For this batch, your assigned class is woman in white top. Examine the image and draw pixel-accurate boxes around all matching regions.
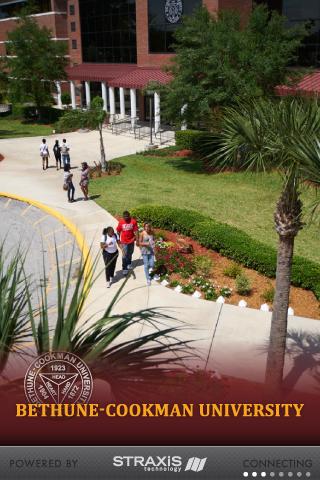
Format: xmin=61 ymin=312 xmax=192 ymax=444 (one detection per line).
xmin=100 ymin=226 xmax=120 ymax=287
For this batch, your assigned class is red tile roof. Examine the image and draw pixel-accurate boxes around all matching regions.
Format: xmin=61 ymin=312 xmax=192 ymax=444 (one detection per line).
xmin=66 ymin=63 xmax=137 ymax=82
xmin=275 ymin=71 xmax=320 ymax=97
xmin=108 ymin=67 xmax=172 ymax=89
xmin=66 ymin=64 xmax=172 ymax=88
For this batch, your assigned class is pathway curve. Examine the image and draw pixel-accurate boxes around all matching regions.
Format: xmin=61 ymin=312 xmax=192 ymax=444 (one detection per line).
xmin=1 ymin=128 xmax=320 ymax=393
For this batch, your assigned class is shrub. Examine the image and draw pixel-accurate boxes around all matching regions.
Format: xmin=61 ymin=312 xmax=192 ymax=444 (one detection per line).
xmin=175 ymin=130 xmax=208 ymax=151
xmin=193 ymin=255 xmax=213 ymax=277
xmin=261 ymin=285 xmax=275 ymax=303
xmin=235 ymin=274 xmax=251 ymax=296
xmin=223 ymin=262 xmax=242 ymax=278
xmin=154 ymin=229 xmax=168 ymax=241
xmin=155 ymin=247 xmax=195 ymax=276
xmin=131 ymin=205 xmax=320 ymax=300
xmin=54 ymin=109 xmax=89 ymax=133
xmin=204 ymin=287 xmax=218 ymax=301
xmin=169 ymin=280 xmax=179 ymax=288
xmin=220 ymin=286 xmax=232 ymax=298
xmin=61 ymin=92 xmax=71 ymax=105
xmin=132 ymin=205 xmax=206 ymax=236
xmin=181 ymin=284 xmax=195 ymax=294
xmin=11 ymin=104 xmax=64 ymax=123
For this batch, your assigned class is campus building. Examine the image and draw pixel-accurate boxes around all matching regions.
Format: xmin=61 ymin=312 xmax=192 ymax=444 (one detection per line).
xmin=0 ymin=0 xmax=319 ymax=127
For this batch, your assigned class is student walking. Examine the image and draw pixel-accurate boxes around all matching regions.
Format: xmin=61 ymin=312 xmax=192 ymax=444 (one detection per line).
xmin=40 ymin=138 xmax=50 ymax=170
xmin=116 ymin=211 xmax=139 ymax=276
xmin=80 ymin=162 xmax=90 ymax=200
xmin=100 ymin=226 xmax=120 ymax=287
xmin=61 ymin=139 xmax=70 ymax=167
xmin=63 ymin=164 xmax=75 ymax=203
xmin=53 ymin=140 xmax=61 ymax=170
xmin=139 ymin=223 xmax=155 ymax=286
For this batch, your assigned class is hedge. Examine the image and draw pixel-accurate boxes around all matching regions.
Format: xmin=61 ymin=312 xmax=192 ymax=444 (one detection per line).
xmin=54 ymin=109 xmax=89 ymax=133
xmin=11 ymin=104 xmax=64 ymax=123
xmin=175 ymin=130 xmax=208 ymax=151
xmin=131 ymin=205 xmax=320 ymax=300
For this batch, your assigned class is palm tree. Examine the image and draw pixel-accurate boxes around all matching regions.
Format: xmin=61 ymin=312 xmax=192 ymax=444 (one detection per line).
xmin=201 ymin=98 xmax=320 ymax=392
xmin=0 ymin=243 xmax=31 ymax=376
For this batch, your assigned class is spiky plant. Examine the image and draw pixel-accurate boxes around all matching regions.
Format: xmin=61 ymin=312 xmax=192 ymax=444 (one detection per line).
xmin=0 ymin=243 xmax=31 ymax=376
xmin=28 ymin=247 xmax=195 ymax=398
xmin=200 ymin=98 xmax=320 ymax=392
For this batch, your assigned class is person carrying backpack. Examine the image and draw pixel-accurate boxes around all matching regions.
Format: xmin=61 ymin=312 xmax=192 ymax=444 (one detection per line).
xmin=61 ymin=139 xmax=70 ymax=167
xmin=100 ymin=226 xmax=120 ymax=288
xmin=53 ymin=140 xmax=61 ymax=170
xmin=63 ymin=164 xmax=75 ymax=202
xmin=40 ymin=139 xmax=50 ymax=170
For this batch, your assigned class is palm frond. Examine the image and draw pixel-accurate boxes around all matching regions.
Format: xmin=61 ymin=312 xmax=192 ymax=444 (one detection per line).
xmin=0 ymin=243 xmax=31 ymax=375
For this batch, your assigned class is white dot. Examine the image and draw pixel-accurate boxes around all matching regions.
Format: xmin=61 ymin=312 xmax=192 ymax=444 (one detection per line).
xmin=297 ymin=474 xmax=302 ymax=478
xmin=261 ymin=474 xmax=267 ymax=478
xmin=252 ymin=473 xmax=258 ymax=478
xmin=306 ymin=473 xmax=311 ymax=478
xmin=243 ymin=474 xmax=249 ymax=478
xmin=279 ymin=474 xmax=284 ymax=478
xmin=288 ymin=474 xmax=293 ymax=478
xmin=270 ymin=474 xmax=275 ymax=478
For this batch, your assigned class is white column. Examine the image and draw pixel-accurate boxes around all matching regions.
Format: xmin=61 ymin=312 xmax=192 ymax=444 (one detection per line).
xmin=109 ymin=86 xmax=115 ymax=122
xmin=85 ymin=81 xmax=91 ymax=108
xmin=181 ymin=104 xmax=187 ymax=130
xmin=70 ymin=81 xmax=76 ymax=109
xmin=130 ymin=88 xmax=137 ymax=128
xmin=55 ymin=81 xmax=62 ymax=109
xmin=119 ymin=87 xmax=125 ymax=118
xmin=154 ymin=92 xmax=160 ymax=134
xmin=101 ymin=82 xmax=108 ymax=112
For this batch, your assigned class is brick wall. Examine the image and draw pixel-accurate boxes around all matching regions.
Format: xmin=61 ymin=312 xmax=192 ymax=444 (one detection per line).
xmin=0 ymin=12 xmax=68 ymax=57
xmin=67 ymin=0 xmax=82 ymax=66
xmin=219 ymin=0 xmax=253 ymax=25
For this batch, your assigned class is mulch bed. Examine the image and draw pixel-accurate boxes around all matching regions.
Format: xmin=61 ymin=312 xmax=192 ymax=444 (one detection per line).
xmin=158 ymin=229 xmax=320 ymax=320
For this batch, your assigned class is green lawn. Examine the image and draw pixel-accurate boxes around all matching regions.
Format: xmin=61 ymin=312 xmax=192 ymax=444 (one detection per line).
xmin=0 ymin=118 xmax=52 ymax=139
xmin=90 ymin=153 xmax=320 ymax=263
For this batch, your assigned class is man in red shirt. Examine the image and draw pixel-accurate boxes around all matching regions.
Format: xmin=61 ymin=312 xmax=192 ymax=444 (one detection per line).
xmin=116 ymin=210 xmax=139 ymax=275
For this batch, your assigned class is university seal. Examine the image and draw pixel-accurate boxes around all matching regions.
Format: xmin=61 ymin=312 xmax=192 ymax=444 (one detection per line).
xmin=24 ymin=352 xmax=93 ymax=404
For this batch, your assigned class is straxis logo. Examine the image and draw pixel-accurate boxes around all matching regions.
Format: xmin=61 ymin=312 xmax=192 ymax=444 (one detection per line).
xmin=185 ymin=457 xmax=207 ymax=472
xmin=113 ymin=455 xmax=208 ymax=474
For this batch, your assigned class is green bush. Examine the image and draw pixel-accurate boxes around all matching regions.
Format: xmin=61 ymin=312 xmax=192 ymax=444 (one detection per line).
xmin=54 ymin=109 xmax=89 ymax=133
xmin=235 ymin=274 xmax=251 ymax=296
xmin=131 ymin=204 xmax=320 ymax=300
xmin=175 ymin=130 xmax=207 ymax=151
xmin=61 ymin=92 xmax=71 ymax=105
xmin=193 ymin=255 xmax=213 ymax=277
xmin=10 ymin=104 xmax=64 ymax=123
xmin=132 ymin=205 xmax=206 ymax=236
xmin=223 ymin=262 xmax=242 ymax=278
xmin=261 ymin=285 xmax=275 ymax=303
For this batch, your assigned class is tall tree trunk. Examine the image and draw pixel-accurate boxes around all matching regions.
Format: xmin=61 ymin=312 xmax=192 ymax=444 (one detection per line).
xmin=265 ymin=179 xmax=303 ymax=393
xmin=265 ymin=234 xmax=294 ymax=391
xmin=99 ymin=126 xmax=107 ymax=172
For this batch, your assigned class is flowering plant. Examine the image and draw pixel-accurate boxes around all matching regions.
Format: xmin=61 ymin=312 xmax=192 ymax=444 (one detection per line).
xmin=219 ymin=286 xmax=232 ymax=298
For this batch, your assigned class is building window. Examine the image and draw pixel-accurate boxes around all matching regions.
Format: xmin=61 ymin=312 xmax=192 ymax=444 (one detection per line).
xmin=0 ymin=0 xmax=51 ymax=20
xmin=72 ymin=39 xmax=77 ymax=49
xmin=69 ymin=4 xmax=75 ymax=15
xmin=79 ymin=0 xmax=137 ymax=63
xmin=148 ymin=0 xmax=201 ymax=53
xmin=256 ymin=0 xmax=320 ymax=68
xmin=71 ymin=21 xmax=76 ymax=32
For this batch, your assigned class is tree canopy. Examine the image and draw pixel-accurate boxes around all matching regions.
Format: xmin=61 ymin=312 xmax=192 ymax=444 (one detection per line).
xmin=160 ymin=4 xmax=307 ymax=126
xmin=5 ymin=12 xmax=67 ymax=108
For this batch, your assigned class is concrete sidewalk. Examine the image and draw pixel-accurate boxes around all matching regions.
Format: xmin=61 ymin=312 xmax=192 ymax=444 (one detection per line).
xmin=1 ymin=128 xmax=320 ymax=394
